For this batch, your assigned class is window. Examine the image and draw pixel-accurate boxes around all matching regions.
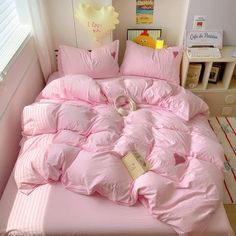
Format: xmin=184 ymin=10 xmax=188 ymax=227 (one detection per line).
xmin=0 ymin=0 xmax=20 ymax=49
xmin=0 ymin=0 xmax=31 ymax=81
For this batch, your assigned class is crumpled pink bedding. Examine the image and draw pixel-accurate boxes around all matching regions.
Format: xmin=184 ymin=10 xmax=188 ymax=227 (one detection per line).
xmin=14 ymin=75 xmax=225 ymax=235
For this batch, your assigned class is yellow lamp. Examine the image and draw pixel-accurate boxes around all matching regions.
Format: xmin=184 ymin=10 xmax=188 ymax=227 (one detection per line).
xmin=155 ymin=39 xmax=164 ymax=49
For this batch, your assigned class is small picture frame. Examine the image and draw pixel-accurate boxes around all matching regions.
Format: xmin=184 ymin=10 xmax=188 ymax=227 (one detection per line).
xmin=127 ymin=29 xmax=162 ymax=41
xmin=209 ymin=65 xmax=220 ymax=83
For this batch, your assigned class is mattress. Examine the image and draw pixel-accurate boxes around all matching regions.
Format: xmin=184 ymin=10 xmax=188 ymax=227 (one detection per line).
xmin=0 ymin=173 xmax=234 ymax=236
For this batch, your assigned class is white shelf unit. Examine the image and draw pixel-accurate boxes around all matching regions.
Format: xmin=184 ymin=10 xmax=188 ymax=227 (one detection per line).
xmin=181 ymin=46 xmax=236 ymax=116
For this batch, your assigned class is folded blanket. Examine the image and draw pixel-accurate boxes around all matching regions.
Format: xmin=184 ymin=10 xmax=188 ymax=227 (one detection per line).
xmin=14 ymin=75 xmax=225 ymax=235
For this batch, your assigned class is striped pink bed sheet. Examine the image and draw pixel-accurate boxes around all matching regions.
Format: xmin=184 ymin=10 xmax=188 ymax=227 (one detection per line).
xmin=208 ymin=117 xmax=236 ymax=204
xmin=0 ymin=173 xmax=234 ymax=236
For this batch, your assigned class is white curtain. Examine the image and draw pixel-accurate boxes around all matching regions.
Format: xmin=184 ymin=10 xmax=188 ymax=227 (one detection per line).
xmin=27 ymin=0 xmax=54 ymax=81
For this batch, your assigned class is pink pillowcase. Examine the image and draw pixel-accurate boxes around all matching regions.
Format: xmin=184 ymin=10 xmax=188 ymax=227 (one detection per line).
xmin=58 ymin=40 xmax=119 ymax=78
xmin=120 ymin=40 xmax=183 ymax=84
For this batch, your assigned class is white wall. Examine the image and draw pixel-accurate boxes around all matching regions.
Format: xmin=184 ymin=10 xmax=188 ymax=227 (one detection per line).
xmin=44 ymin=0 xmax=236 ymax=63
xmin=45 ymin=0 xmax=112 ymax=51
xmin=113 ymin=0 xmax=190 ymax=62
xmin=45 ymin=0 xmax=189 ymax=63
xmin=186 ymin=0 xmax=236 ymax=46
xmin=45 ymin=0 xmax=77 ymax=49
xmin=0 ymin=38 xmax=45 ymax=198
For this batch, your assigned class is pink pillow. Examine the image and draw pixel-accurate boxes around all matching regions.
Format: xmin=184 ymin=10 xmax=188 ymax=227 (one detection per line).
xmin=120 ymin=41 xmax=183 ymax=84
xmin=58 ymin=40 xmax=119 ymax=78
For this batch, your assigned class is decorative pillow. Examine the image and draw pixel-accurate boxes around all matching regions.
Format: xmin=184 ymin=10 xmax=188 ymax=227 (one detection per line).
xmin=58 ymin=40 xmax=119 ymax=78
xmin=120 ymin=40 xmax=183 ymax=84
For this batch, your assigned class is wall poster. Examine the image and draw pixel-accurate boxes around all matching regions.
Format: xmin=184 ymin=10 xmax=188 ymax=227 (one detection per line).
xmin=136 ymin=0 xmax=154 ymax=24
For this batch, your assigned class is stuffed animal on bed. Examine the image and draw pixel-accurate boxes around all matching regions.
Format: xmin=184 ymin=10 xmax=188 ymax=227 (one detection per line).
xmin=134 ymin=29 xmax=156 ymax=48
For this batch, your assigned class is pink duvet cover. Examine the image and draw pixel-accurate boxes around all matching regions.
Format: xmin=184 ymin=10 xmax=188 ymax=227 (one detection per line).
xmin=14 ymin=75 xmax=225 ymax=235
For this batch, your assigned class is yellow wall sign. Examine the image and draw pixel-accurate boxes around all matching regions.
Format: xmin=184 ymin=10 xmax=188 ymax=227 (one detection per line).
xmin=136 ymin=0 xmax=154 ymax=24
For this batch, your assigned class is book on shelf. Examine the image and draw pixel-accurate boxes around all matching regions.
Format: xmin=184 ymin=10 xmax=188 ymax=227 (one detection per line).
xmin=185 ymin=63 xmax=202 ymax=89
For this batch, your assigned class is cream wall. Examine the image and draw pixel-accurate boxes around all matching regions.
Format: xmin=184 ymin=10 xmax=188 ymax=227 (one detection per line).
xmin=45 ymin=0 xmax=189 ymax=63
xmin=45 ymin=0 xmax=112 ymax=51
xmin=186 ymin=0 xmax=236 ymax=46
xmin=113 ymin=0 xmax=190 ymax=62
xmin=185 ymin=0 xmax=236 ymax=76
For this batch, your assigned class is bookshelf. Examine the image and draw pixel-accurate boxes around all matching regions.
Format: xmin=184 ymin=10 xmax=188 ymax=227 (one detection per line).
xmin=181 ymin=46 xmax=236 ymax=116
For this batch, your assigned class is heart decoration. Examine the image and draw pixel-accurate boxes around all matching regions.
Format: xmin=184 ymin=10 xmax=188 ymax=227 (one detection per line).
xmin=173 ymin=51 xmax=179 ymax=58
xmin=111 ymin=51 xmax=116 ymax=59
xmin=75 ymin=3 xmax=119 ymax=41
xmin=174 ymin=153 xmax=186 ymax=166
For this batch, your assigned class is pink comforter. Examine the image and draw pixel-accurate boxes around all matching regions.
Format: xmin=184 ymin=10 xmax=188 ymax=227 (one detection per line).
xmin=15 ymin=75 xmax=225 ymax=235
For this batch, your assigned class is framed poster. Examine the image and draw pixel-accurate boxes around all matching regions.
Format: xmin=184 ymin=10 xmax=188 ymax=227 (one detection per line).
xmin=209 ymin=65 xmax=221 ymax=83
xmin=136 ymin=0 xmax=154 ymax=24
xmin=193 ymin=16 xmax=206 ymax=30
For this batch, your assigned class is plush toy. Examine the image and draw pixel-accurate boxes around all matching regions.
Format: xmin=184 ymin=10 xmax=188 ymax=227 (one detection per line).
xmin=75 ymin=3 xmax=119 ymax=42
xmin=134 ymin=30 xmax=156 ymax=48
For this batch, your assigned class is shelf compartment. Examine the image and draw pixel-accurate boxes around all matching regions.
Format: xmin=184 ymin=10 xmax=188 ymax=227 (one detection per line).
xmin=184 ymin=63 xmax=204 ymax=89
xmin=222 ymin=62 xmax=236 ymax=89
xmin=181 ymin=46 xmax=236 ymax=92
xmin=190 ymin=83 xmax=206 ymax=91
xmin=207 ymin=81 xmax=226 ymax=90
xmin=206 ymin=62 xmax=235 ymax=90
xmin=207 ymin=62 xmax=226 ymax=89
xmin=229 ymin=75 xmax=236 ymax=90
xmin=181 ymin=46 xmax=236 ymax=116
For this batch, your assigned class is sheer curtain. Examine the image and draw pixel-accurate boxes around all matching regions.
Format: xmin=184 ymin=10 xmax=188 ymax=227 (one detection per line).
xmin=27 ymin=0 xmax=54 ymax=81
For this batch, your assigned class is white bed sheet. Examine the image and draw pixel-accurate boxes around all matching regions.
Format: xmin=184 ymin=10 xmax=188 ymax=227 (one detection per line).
xmin=0 ymin=173 xmax=234 ymax=236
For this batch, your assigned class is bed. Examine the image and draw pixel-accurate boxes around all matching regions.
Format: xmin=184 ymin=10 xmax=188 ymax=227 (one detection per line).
xmin=0 ymin=40 xmax=234 ymax=236
xmin=0 ymin=173 xmax=234 ymax=236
